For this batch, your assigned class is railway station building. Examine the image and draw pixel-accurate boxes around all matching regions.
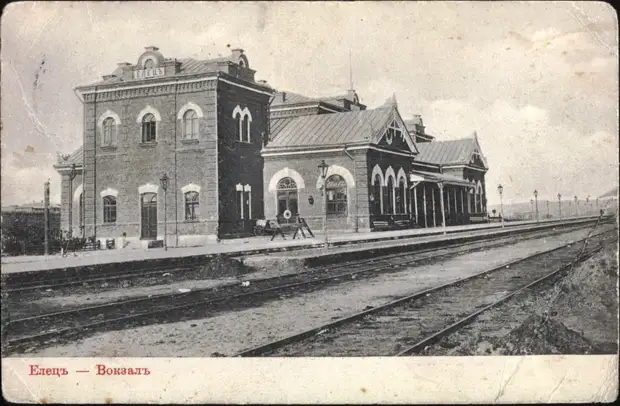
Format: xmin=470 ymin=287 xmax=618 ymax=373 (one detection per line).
xmin=56 ymin=46 xmax=489 ymax=246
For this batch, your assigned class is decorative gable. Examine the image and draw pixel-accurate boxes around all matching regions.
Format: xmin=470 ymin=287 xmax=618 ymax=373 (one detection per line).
xmin=375 ymin=108 xmax=419 ymax=154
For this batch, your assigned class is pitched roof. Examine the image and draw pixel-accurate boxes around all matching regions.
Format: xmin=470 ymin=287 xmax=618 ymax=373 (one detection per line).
xmin=265 ymin=106 xmax=394 ymax=149
xmin=271 ymin=91 xmax=317 ymax=107
xmin=415 ymin=138 xmax=484 ymax=166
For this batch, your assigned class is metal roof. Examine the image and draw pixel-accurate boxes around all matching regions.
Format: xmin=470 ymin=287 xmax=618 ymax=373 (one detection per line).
xmin=415 ymin=138 xmax=481 ymax=166
xmin=265 ymin=106 xmax=394 ymax=149
xmin=410 ymin=170 xmax=474 ymax=187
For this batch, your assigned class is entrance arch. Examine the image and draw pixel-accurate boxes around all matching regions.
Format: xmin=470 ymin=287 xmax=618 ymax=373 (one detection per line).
xmin=141 ymin=193 xmax=157 ymax=239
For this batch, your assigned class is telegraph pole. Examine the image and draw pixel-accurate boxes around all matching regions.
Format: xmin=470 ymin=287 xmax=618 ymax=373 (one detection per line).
xmin=44 ymin=179 xmax=50 ymax=256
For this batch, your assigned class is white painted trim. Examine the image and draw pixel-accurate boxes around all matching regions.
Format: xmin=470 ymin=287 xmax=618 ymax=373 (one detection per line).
xmin=235 ymin=183 xmax=243 ymax=191
xmin=268 ymin=167 xmax=306 ymax=192
xmin=442 ymin=164 xmax=487 ymax=172
xmin=243 ymin=184 xmax=252 ymax=192
xmin=232 ymin=105 xmax=243 ymax=119
xmin=319 ymin=105 xmax=340 ymax=113
xmin=371 ymin=165 xmax=384 ymax=214
xmin=262 ymin=145 xmax=415 ymax=158
xmin=73 ymin=184 xmax=83 ymax=202
xmin=397 ymin=167 xmax=408 ymax=184
xmin=97 ymin=110 xmax=121 ymax=128
xmin=384 ymin=166 xmax=397 ymax=187
xmin=80 ymin=76 xmax=218 ymax=96
xmin=100 ymin=188 xmax=119 ymax=198
xmin=218 ymin=77 xmax=274 ymax=96
xmin=177 ymin=102 xmax=204 ymax=120
xmin=181 ymin=183 xmax=201 ymax=194
xmin=136 ymin=105 xmax=162 ymax=123
xmin=371 ymin=165 xmax=385 ymax=187
xmin=138 ymin=183 xmax=159 ymax=195
xmin=316 ymin=164 xmax=356 ymax=189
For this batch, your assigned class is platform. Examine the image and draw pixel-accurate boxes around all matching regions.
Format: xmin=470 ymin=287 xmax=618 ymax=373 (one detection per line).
xmin=0 ymin=216 xmax=602 ymax=275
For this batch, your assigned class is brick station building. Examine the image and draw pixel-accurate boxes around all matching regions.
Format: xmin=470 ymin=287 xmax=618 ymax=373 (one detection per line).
xmin=56 ymin=46 xmax=488 ymax=247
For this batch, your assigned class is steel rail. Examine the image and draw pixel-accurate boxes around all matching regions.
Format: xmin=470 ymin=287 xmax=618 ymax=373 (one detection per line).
xmin=5 ymin=223 xmax=594 ymax=331
xmin=233 ymin=229 xmax=615 ymax=357
xmin=395 ymin=245 xmax=605 ymax=356
xmin=3 ymin=224 xmax=606 ymax=354
xmin=2 ymin=216 xmax=607 ymax=293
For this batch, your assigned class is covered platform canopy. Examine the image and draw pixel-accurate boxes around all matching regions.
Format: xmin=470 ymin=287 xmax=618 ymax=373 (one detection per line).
xmin=409 ymin=170 xmax=475 ymax=189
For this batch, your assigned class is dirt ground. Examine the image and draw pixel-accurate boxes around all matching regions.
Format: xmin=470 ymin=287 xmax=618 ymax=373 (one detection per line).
xmin=426 ymin=238 xmax=618 ymax=356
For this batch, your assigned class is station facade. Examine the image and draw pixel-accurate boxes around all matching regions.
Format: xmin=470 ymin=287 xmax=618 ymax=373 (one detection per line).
xmin=56 ymin=46 xmax=488 ymax=246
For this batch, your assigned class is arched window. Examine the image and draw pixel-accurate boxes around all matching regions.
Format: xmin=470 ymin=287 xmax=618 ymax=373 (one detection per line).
xmin=142 ymin=113 xmax=157 ymax=143
xmin=183 ymin=110 xmax=199 ymax=139
xmin=325 ymin=174 xmax=347 ymax=215
xmin=386 ymin=176 xmax=395 ymax=214
xmin=277 ymin=177 xmax=298 ymax=223
xmin=242 ymin=115 xmax=250 ymax=142
xmin=397 ymin=178 xmax=406 ymax=214
xmin=103 ymin=196 xmax=117 ymax=223
xmin=144 ymin=59 xmax=155 ymax=69
xmin=185 ymin=191 xmax=199 ymax=220
xmin=373 ymin=174 xmax=382 ymax=214
xmin=103 ymin=117 xmax=116 ymax=146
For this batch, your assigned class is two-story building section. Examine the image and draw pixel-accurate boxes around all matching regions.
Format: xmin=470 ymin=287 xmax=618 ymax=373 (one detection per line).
xmin=55 ymin=46 xmax=273 ymax=247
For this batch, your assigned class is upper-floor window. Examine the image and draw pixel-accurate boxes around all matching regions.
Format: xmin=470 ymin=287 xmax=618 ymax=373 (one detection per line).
xmin=233 ymin=106 xmax=252 ymax=143
xmin=384 ymin=120 xmax=403 ymax=146
xmin=142 ymin=113 xmax=157 ymax=143
xmin=183 ymin=110 xmax=199 ymax=139
xmin=103 ymin=196 xmax=117 ymax=223
xmin=102 ymin=117 xmax=117 ymax=146
xmin=184 ymin=191 xmax=199 ymax=220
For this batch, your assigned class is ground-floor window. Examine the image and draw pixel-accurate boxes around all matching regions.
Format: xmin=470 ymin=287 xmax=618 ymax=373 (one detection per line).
xmin=396 ymin=178 xmax=406 ymax=214
xmin=326 ymin=174 xmax=347 ymax=215
xmin=372 ymin=174 xmax=382 ymax=214
xmin=277 ymin=177 xmax=298 ymax=222
xmin=236 ymin=184 xmax=252 ymax=219
xmin=184 ymin=191 xmax=199 ymax=220
xmin=103 ymin=196 xmax=117 ymax=223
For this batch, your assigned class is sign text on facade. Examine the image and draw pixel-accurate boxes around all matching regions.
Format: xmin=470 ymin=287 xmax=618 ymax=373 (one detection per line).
xmin=133 ymin=67 xmax=165 ymax=80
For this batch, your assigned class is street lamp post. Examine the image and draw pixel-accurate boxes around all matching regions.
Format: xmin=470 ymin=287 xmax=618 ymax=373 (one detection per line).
xmin=558 ymin=193 xmax=562 ymax=221
xmin=546 ymin=200 xmax=549 ymax=219
xmin=160 ymin=173 xmax=169 ymax=251
xmin=318 ymin=160 xmax=329 ymax=249
xmin=586 ymin=196 xmax=590 ymax=215
xmin=497 ymin=184 xmax=504 ymax=228
xmin=67 ymin=163 xmax=77 ymax=238
xmin=530 ymin=199 xmax=534 ymax=220
xmin=574 ymin=195 xmax=578 ymax=217
xmin=533 ymin=190 xmax=539 ymax=223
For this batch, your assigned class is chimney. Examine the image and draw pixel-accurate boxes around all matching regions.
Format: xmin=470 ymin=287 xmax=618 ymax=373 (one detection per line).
xmin=145 ymin=46 xmax=159 ymax=52
xmin=346 ymin=89 xmax=357 ymax=102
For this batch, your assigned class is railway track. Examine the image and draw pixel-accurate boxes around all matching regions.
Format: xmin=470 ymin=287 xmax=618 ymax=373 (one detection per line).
xmin=2 ymin=223 xmax=608 ymax=355
xmin=234 ymin=228 xmax=616 ymax=357
xmin=2 ymin=217 xmax=604 ymax=295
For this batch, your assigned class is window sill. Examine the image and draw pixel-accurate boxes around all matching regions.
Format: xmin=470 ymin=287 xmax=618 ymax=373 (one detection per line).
xmin=235 ymin=140 xmax=253 ymax=145
xmin=101 ymin=222 xmax=117 ymax=225
xmin=100 ymin=145 xmax=118 ymax=152
xmin=139 ymin=142 xmax=158 ymax=147
xmin=181 ymin=138 xmax=199 ymax=145
xmin=183 ymin=219 xmax=200 ymax=223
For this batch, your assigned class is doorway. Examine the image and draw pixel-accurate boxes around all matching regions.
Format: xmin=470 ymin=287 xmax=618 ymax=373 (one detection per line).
xmin=141 ymin=193 xmax=157 ymax=239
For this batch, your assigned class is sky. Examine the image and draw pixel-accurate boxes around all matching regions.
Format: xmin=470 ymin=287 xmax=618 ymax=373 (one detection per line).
xmin=1 ymin=1 xmax=618 ymax=207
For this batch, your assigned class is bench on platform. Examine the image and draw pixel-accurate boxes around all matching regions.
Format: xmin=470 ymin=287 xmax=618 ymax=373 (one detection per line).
xmin=372 ymin=220 xmax=391 ymax=231
xmin=469 ymin=214 xmax=489 ymax=224
xmin=394 ymin=219 xmax=411 ymax=229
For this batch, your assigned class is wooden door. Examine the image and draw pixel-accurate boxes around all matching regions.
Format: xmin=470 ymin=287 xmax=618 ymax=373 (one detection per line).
xmin=141 ymin=193 xmax=157 ymax=239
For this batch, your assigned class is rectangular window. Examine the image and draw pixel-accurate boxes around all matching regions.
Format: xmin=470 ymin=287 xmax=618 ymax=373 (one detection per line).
xmin=103 ymin=196 xmax=117 ymax=223
xmin=184 ymin=192 xmax=200 ymax=220
xmin=237 ymin=190 xmax=244 ymax=219
xmin=142 ymin=121 xmax=156 ymax=143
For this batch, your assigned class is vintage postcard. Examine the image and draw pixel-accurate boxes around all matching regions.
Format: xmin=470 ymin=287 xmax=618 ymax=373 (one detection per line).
xmin=1 ymin=1 xmax=618 ymax=403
